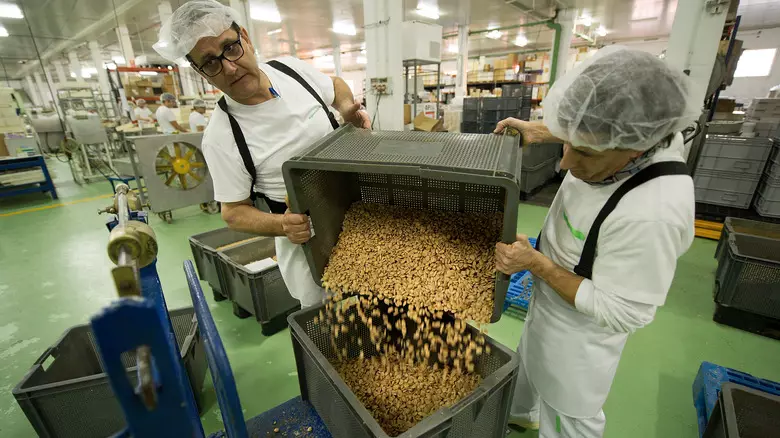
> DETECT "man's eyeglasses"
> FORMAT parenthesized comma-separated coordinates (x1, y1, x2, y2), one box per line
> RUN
(190, 22, 244, 77)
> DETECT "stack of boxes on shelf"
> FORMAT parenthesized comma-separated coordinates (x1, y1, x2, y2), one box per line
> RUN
(693, 135, 773, 209)
(755, 139, 780, 218)
(746, 98, 780, 138)
(460, 90, 532, 134)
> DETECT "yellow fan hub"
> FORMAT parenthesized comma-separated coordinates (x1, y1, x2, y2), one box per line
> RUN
(172, 157, 191, 174)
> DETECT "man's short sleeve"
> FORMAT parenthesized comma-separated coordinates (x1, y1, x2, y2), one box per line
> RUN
(201, 118, 253, 203)
(274, 56, 336, 106)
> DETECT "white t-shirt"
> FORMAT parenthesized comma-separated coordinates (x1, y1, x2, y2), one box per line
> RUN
(134, 107, 154, 121)
(189, 111, 208, 131)
(201, 56, 335, 203)
(156, 105, 178, 134)
(522, 134, 695, 417)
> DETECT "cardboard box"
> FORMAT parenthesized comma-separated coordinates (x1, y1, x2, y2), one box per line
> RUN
(493, 69, 507, 82)
(715, 99, 736, 113)
(0, 134, 9, 157)
(494, 59, 508, 69)
(404, 104, 412, 125)
(507, 53, 519, 67)
(413, 112, 444, 132)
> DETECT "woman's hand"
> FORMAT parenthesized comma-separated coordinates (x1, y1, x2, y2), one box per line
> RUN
(496, 234, 541, 275)
(340, 101, 371, 129)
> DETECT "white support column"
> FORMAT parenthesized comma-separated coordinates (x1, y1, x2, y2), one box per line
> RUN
(33, 72, 51, 107)
(364, 0, 403, 130)
(89, 40, 111, 97)
(286, 26, 298, 56)
(25, 75, 42, 107)
(116, 25, 136, 66)
(666, 0, 729, 106)
(454, 24, 469, 102)
(333, 35, 342, 77)
(54, 60, 68, 84)
(181, 68, 197, 96)
(551, 9, 576, 83)
(68, 51, 81, 79)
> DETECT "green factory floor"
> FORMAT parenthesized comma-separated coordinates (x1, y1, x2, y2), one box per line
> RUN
(1, 159, 780, 437)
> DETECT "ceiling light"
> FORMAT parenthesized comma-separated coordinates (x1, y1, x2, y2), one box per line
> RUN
(579, 14, 592, 27)
(139, 71, 159, 76)
(70, 72, 76, 78)
(514, 34, 528, 47)
(333, 21, 357, 36)
(112, 55, 126, 65)
(596, 25, 608, 37)
(267, 28, 282, 35)
(250, 5, 282, 23)
(104, 62, 117, 70)
(486, 30, 503, 40)
(0, 2, 23, 19)
(81, 72, 91, 79)
(312, 49, 325, 57)
(167, 65, 173, 70)
(0, 26, 7, 37)
(356, 56, 367, 65)
(447, 43, 458, 53)
(415, 5, 440, 20)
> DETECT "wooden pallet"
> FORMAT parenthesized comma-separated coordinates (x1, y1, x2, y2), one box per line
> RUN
(695, 219, 723, 240)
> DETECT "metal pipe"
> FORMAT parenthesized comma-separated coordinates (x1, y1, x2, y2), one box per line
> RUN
(115, 183, 130, 227)
(442, 20, 553, 39)
(546, 22, 562, 87)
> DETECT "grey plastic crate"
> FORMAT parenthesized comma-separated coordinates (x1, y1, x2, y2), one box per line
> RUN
(694, 170, 760, 208)
(460, 121, 479, 134)
(755, 192, 780, 218)
(482, 97, 520, 111)
(714, 217, 780, 266)
(463, 98, 480, 110)
(766, 158, 780, 179)
(715, 234, 780, 319)
(217, 237, 300, 327)
(283, 125, 521, 323)
(522, 143, 562, 169)
(189, 227, 260, 299)
(521, 156, 558, 194)
(462, 109, 479, 122)
(288, 303, 519, 438)
(758, 177, 780, 201)
(696, 136, 773, 176)
(703, 383, 780, 438)
(13, 307, 207, 438)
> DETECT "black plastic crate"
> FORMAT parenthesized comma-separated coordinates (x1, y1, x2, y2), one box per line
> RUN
(189, 227, 260, 299)
(519, 108, 532, 121)
(461, 121, 479, 134)
(482, 97, 520, 111)
(715, 233, 780, 319)
(704, 382, 780, 438)
(217, 237, 300, 334)
(521, 156, 558, 194)
(283, 125, 521, 322)
(462, 109, 479, 122)
(463, 98, 480, 110)
(713, 301, 780, 340)
(288, 303, 519, 438)
(13, 308, 207, 438)
(714, 217, 780, 277)
(501, 84, 526, 98)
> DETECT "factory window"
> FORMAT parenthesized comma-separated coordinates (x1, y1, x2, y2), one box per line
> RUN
(734, 48, 777, 78)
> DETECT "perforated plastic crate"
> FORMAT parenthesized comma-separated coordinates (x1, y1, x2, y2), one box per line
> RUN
(189, 227, 260, 299)
(714, 233, 780, 319)
(283, 125, 521, 322)
(703, 383, 780, 438)
(13, 308, 207, 438)
(288, 302, 519, 438)
(692, 361, 780, 437)
(696, 136, 773, 176)
(714, 217, 780, 278)
(217, 237, 300, 334)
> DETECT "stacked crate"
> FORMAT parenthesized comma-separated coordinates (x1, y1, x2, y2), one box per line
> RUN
(461, 91, 532, 134)
(520, 143, 562, 194)
(746, 98, 780, 138)
(755, 139, 780, 218)
(693, 135, 773, 209)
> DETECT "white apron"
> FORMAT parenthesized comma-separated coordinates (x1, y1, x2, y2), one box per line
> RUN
(274, 236, 325, 307)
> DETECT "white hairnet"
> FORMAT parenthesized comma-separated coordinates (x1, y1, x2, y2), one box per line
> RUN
(161, 93, 176, 102)
(136, 99, 146, 105)
(542, 46, 700, 151)
(193, 99, 206, 108)
(153, 0, 243, 62)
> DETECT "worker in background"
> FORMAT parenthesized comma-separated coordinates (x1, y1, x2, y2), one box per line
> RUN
(493, 46, 699, 437)
(156, 93, 188, 134)
(189, 99, 209, 132)
(153, 0, 369, 308)
(134, 98, 155, 122)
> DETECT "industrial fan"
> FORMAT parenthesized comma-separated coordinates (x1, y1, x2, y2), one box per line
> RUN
(130, 133, 217, 223)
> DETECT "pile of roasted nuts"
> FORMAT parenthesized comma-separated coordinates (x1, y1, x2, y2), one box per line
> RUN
(316, 202, 503, 436)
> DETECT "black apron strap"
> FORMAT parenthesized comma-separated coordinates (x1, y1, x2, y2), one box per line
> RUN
(217, 96, 259, 202)
(266, 60, 340, 130)
(574, 161, 690, 279)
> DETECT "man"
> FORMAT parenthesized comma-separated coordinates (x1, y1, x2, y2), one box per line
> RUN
(133, 98, 155, 122)
(493, 46, 699, 437)
(189, 99, 209, 132)
(154, 0, 369, 307)
(156, 93, 188, 134)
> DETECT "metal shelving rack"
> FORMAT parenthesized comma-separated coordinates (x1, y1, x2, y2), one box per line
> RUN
(404, 59, 441, 120)
(0, 155, 57, 200)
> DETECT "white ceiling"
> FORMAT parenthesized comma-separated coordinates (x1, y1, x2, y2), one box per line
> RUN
(0, 0, 779, 81)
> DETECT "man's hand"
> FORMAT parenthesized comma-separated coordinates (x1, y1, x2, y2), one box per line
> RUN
(493, 119, 558, 146)
(282, 211, 312, 244)
(496, 234, 540, 275)
(340, 100, 371, 129)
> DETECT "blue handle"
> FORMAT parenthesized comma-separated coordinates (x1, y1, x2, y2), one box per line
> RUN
(184, 260, 249, 438)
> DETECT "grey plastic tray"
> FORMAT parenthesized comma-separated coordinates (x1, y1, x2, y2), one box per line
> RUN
(189, 227, 260, 298)
(288, 303, 519, 438)
(715, 234, 780, 319)
(13, 308, 206, 438)
(521, 156, 558, 194)
(696, 136, 773, 176)
(283, 125, 521, 323)
(755, 192, 780, 218)
(217, 237, 299, 324)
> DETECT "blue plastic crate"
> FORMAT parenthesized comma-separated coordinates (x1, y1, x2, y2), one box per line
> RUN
(502, 238, 536, 313)
(692, 361, 780, 437)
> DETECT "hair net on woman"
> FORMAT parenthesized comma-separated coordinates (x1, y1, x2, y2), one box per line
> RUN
(542, 45, 700, 151)
(193, 99, 207, 108)
(153, 0, 243, 63)
(160, 93, 176, 103)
